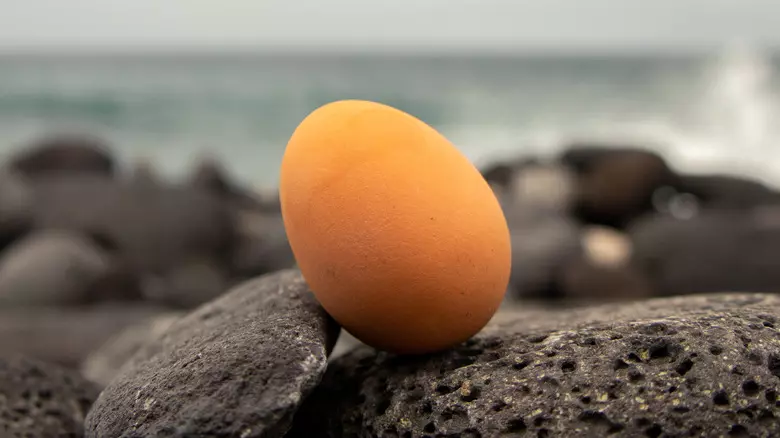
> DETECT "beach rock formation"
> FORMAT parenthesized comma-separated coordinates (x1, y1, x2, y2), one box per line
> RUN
(29, 176, 235, 275)
(630, 207, 780, 296)
(85, 269, 340, 438)
(0, 305, 168, 368)
(81, 312, 183, 387)
(0, 231, 114, 307)
(0, 354, 99, 437)
(561, 145, 677, 229)
(290, 293, 780, 438)
(10, 132, 116, 178)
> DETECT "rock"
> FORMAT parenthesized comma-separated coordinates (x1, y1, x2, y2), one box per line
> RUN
(229, 209, 295, 278)
(500, 162, 576, 217)
(560, 145, 677, 228)
(581, 225, 633, 268)
(29, 176, 235, 274)
(0, 305, 168, 368)
(558, 258, 654, 303)
(82, 313, 183, 387)
(0, 354, 100, 437)
(630, 209, 780, 296)
(140, 259, 231, 308)
(85, 269, 340, 438)
(495, 162, 582, 301)
(290, 293, 780, 438)
(189, 154, 271, 210)
(129, 157, 161, 186)
(10, 132, 115, 177)
(0, 171, 33, 250)
(480, 158, 539, 191)
(505, 215, 582, 301)
(0, 230, 113, 307)
(674, 174, 780, 211)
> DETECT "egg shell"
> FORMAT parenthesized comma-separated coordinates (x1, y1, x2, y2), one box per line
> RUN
(279, 100, 511, 354)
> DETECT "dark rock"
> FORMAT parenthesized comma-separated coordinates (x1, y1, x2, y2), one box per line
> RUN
(229, 209, 295, 279)
(188, 154, 274, 211)
(0, 231, 113, 307)
(506, 215, 582, 301)
(129, 157, 162, 186)
(494, 163, 581, 301)
(560, 145, 677, 228)
(82, 313, 182, 387)
(674, 174, 780, 211)
(0, 171, 33, 250)
(0, 355, 100, 437)
(85, 269, 340, 438)
(140, 258, 231, 308)
(0, 305, 168, 368)
(29, 176, 235, 274)
(630, 208, 780, 296)
(10, 132, 115, 177)
(480, 157, 539, 191)
(290, 293, 780, 438)
(558, 258, 653, 303)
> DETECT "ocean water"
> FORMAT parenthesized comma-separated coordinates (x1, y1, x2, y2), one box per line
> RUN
(0, 46, 779, 189)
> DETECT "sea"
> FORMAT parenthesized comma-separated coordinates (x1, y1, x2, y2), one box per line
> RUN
(0, 45, 779, 190)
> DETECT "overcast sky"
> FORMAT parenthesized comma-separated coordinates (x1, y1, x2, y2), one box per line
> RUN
(1, 0, 779, 52)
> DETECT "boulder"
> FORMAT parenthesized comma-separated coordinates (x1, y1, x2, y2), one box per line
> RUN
(560, 145, 677, 228)
(229, 209, 295, 279)
(497, 163, 582, 301)
(0, 355, 100, 437)
(29, 176, 235, 274)
(290, 293, 780, 437)
(85, 269, 340, 438)
(506, 215, 582, 301)
(0, 230, 113, 307)
(140, 258, 231, 308)
(9, 132, 115, 177)
(630, 208, 780, 296)
(0, 171, 33, 250)
(82, 313, 183, 387)
(674, 174, 780, 211)
(0, 305, 168, 368)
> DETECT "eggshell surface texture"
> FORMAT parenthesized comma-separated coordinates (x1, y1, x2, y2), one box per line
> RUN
(279, 100, 511, 354)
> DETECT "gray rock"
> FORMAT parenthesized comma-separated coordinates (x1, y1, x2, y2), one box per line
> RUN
(29, 176, 235, 274)
(10, 132, 115, 177)
(140, 259, 231, 308)
(0, 230, 112, 307)
(558, 258, 653, 304)
(630, 209, 780, 296)
(85, 269, 340, 438)
(491, 162, 582, 301)
(0, 354, 100, 437)
(0, 305, 169, 368)
(290, 293, 780, 438)
(229, 209, 295, 278)
(503, 212, 582, 301)
(0, 171, 33, 245)
(82, 313, 183, 387)
(675, 174, 780, 211)
(561, 145, 677, 228)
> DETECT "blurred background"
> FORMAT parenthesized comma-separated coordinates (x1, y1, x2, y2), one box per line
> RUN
(2, 0, 780, 187)
(5, 0, 780, 380)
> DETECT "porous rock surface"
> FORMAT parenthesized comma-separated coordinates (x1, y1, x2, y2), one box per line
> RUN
(0, 354, 99, 437)
(291, 293, 780, 437)
(85, 269, 340, 438)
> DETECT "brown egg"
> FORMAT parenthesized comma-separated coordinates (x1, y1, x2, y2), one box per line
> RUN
(280, 100, 511, 354)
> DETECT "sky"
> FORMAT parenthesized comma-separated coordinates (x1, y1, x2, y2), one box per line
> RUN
(1, 0, 780, 53)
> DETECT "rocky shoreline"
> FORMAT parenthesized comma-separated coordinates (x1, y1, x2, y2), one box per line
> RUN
(2, 133, 780, 436)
